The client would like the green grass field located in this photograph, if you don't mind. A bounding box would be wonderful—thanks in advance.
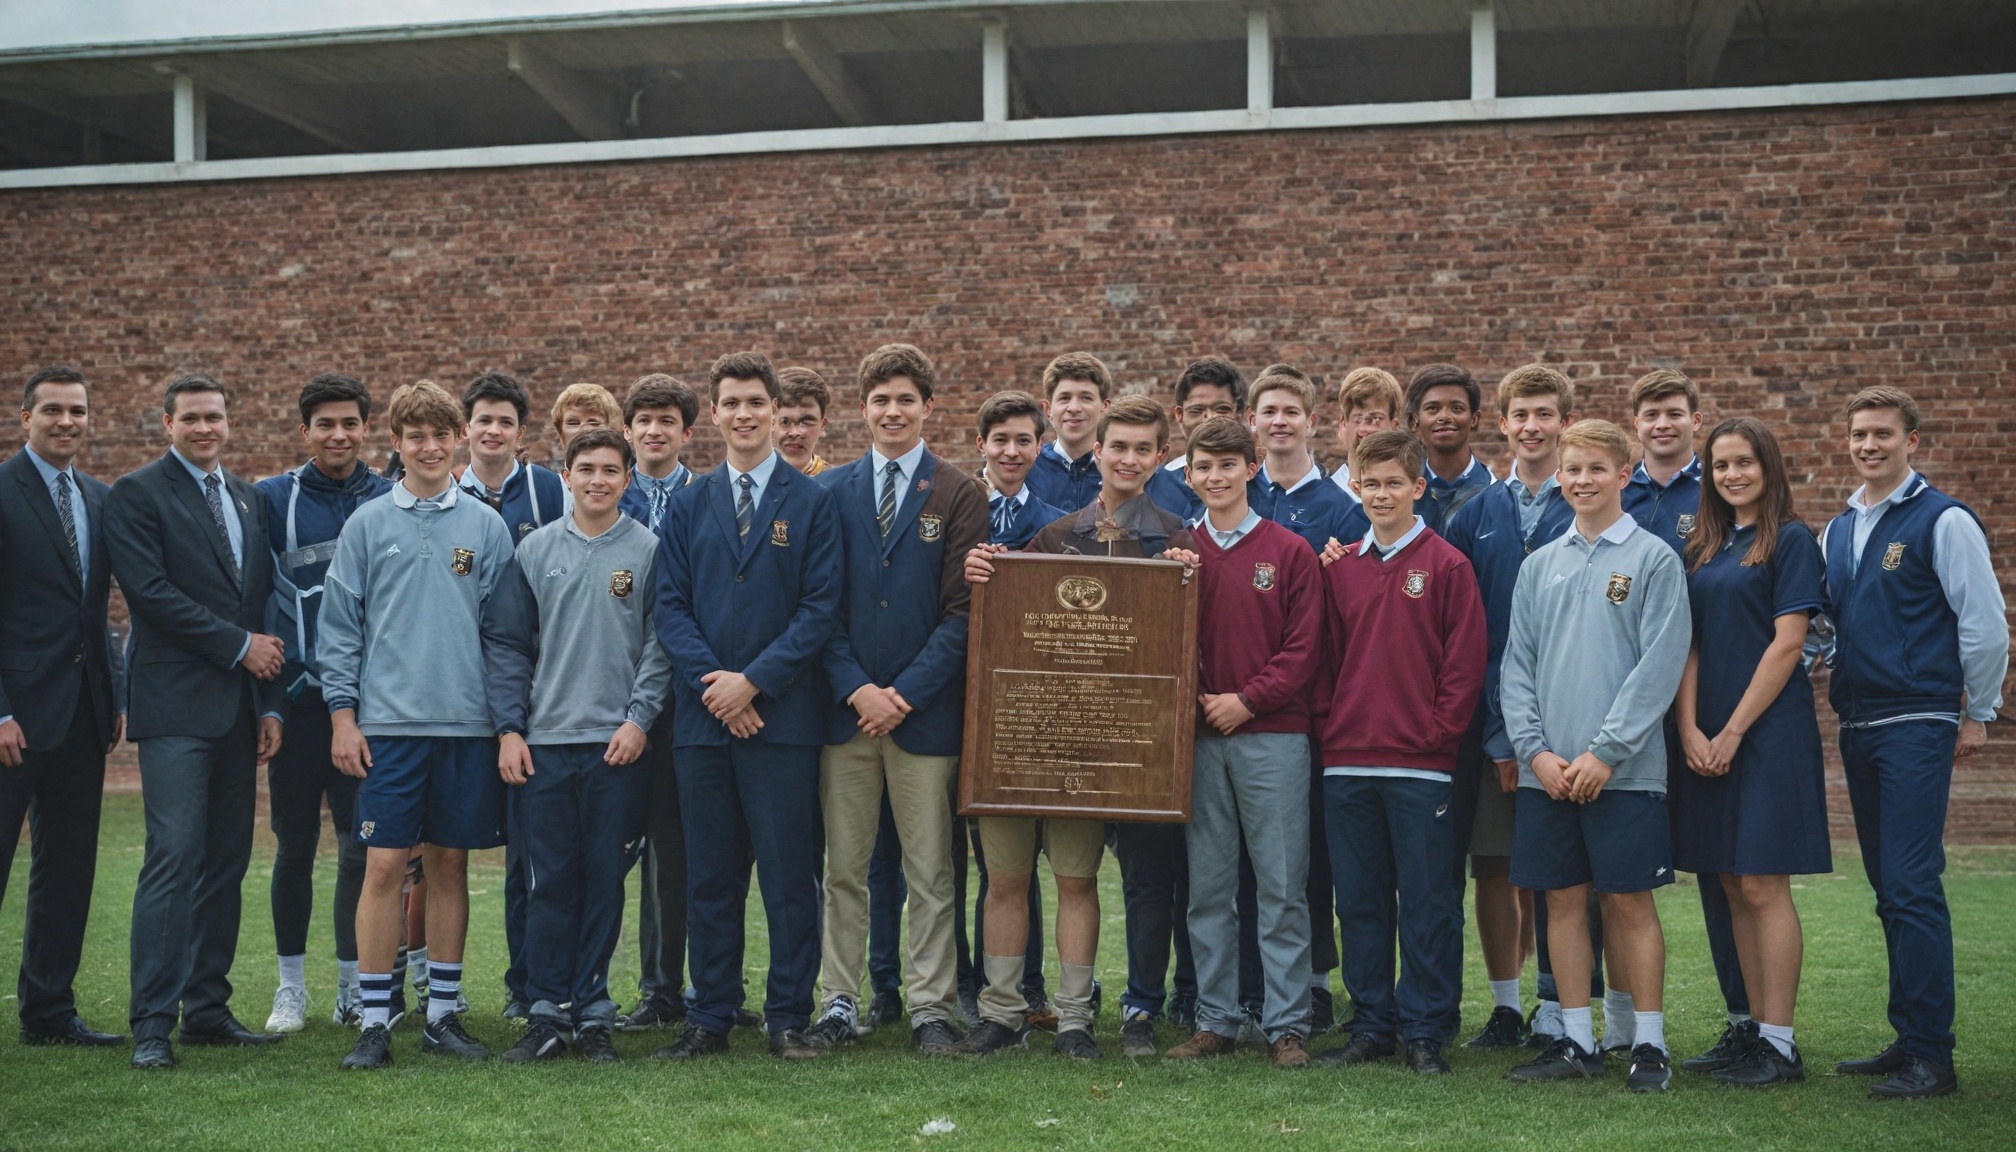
[1,793,2012,1150]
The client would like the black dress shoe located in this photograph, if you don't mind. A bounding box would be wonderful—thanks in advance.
[1312,1032,1397,1067]
[1682,1020,1758,1072]
[1869,1055,1958,1099]
[733,1007,763,1030]
[1836,1041,1908,1076]
[913,1018,965,1056]
[22,1017,125,1047]
[615,999,685,1031]
[180,1016,284,1047]
[653,1024,729,1061]
[1405,1038,1452,1075]
[131,1037,176,1069]
[1715,1039,1805,1087]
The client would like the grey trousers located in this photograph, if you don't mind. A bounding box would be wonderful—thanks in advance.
[129,714,258,1040]
[1186,730,1312,1042]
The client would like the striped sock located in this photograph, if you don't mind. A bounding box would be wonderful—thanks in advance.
[360,973,393,1031]
[427,962,463,1024]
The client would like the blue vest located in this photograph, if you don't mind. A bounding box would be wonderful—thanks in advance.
[1824,476,1974,723]
[1248,464,1368,556]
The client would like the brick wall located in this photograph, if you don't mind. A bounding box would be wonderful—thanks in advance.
[4,96,2011,840]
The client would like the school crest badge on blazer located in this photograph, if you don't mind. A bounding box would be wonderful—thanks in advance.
[918,514,943,542]
[1404,570,1428,599]
[1606,572,1632,604]
[610,570,634,598]
[1675,513,1695,537]
[451,547,476,576]
[1882,542,1905,571]
[1253,562,1277,592]
[771,519,790,546]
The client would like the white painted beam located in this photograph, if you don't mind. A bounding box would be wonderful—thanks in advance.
[1470,1,1496,102]
[981,18,1008,124]
[781,20,871,127]
[506,36,623,141]
[171,70,204,163]
[1246,8,1272,119]
[1686,0,1747,89]
[187,58,370,152]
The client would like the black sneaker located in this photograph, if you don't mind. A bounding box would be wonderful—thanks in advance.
[387,986,408,1031]
[1681,1019,1758,1072]
[1715,1039,1804,1087]
[1167,994,1198,1032]
[501,1019,567,1064]
[1120,1012,1157,1058]
[953,1019,1028,1056]
[1523,1003,1561,1050]
[1309,986,1336,1034]
[957,987,982,1029]
[1405,1037,1452,1075]
[1053,1028,1101,1060]
[1626,1043,1673,1093]
[1868,1055,1958,1099]
[866,990,905,1034]
[1507,1036,1603,1081]
[804,998,859,1048]
[422,1014,493,1061]
[575,1024,621,1063]
[1467,1005,1528,1049]
[615,999,685,1031]
[341,1023,392,1070]
[652,1024,728,1061]
[502,999,530,1026]
[913,1018,965,1056]
[1313,1032,1396,1066]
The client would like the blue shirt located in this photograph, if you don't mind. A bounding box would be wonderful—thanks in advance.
[1249,459,1366,555]
[170,445,244,574]
[1195,508,1262,551]
[1622,455,1703,557]
[1357,514,1427,561]
[871,440,928,514]
[22,445,89,586]
[629,462,690,532]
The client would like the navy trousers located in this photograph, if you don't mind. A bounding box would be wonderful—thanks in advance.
[1697,876,1750,1016]
[632,719,687,1009]
[1114,822,1197,1018]
[678,741,822,1037]
[1326,774,1463,1043]
[515,743,646,1024]
[0,687,105,1031]
[1840,720,1959,1064]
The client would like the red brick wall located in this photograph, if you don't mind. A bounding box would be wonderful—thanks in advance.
[4,96,2011,840]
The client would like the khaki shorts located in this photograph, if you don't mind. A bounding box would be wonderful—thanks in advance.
[1469,767,1517,862]
[976,815,1106,879]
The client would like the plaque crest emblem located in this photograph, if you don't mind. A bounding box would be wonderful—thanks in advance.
[918,514,943,542]
[1055,575,1108,612]
[451,547,476,576]
[358,820,376,841]
[771,519,790,546]
[609,569,634,598]
[1675,513,1695,537]
[1606,572,1632,604]
[1252,562,1277,592]
[1881,542,1905,571]
[1404,570,1428,599]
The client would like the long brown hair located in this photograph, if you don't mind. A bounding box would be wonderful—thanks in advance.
[1686,416,1799,572]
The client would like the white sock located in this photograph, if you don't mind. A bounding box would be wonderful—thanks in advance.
[1490,979,1521,1012]
[410,945,430,989]
[1634,1010,1665,1054]
[1729,1010,1752,1026]
[1758,1022,1795,1058]
[277,953,306,991]
[337,959,360,994]
[1561,1006,1595,1054]
[1601,989,1635,1048]
[1532,999,1564,1038]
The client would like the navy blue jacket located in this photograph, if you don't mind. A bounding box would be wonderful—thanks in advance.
[1622,457,1703,558]
[257,461,393,696]
[654,458,843,748]
[1248,464,1369,555]
[1147,463,1201,520]
[1417,456,1496,535]
[461,461,565,546]
[818,450,991,755]
[619,463,694,532]
[990,486,1068,549]
[1026,443,1101,513]
[1443,478,1575,758]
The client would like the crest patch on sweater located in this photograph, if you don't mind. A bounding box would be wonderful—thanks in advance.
[1252,562,1277,592]
[451,547,476,576]
[1404,570,1428,599]
[1882,542,1905,571]
[1675,513,1695,537]
[1606,572,1632,604]
[610,569,634,598]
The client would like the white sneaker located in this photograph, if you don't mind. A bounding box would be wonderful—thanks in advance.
[332,984,363,1028]
[267,985,310,1034]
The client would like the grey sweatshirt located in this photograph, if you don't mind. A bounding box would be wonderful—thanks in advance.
[1500,514,1692,792]
[318,483,531,737]
[489,514,673,745]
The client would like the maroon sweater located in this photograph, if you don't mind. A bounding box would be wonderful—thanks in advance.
[1194,517,1323,735]
[1320,528,1487,771]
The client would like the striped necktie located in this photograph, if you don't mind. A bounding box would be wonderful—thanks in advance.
[55,472,81,578]
[204,472,241,585]
[734,473,755,539]
[878,459,902,539]
[990,494,1015,542]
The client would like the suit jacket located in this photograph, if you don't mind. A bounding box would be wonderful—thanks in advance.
[654,458,843,749]
[818,450,990,756]
[0,450,119,748]
[106,453,284,740]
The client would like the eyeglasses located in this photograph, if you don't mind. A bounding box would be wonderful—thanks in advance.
[774,416,824,431]
[1180,403,1239,420]
[1345,412,1392,428]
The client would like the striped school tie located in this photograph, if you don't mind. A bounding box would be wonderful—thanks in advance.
[204,472,241,586]
[878,460,901,539]
[734,473,755,540]
[55,472,82,579]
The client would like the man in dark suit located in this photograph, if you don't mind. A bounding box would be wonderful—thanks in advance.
[105,374,289,1070]
[0,366,124,1049]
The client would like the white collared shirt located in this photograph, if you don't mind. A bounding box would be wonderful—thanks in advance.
[727,450,782,511]
[871,440,928,512]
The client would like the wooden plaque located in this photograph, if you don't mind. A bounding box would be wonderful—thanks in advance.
[959,553,1198,823]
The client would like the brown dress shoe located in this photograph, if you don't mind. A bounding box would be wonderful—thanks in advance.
[1272,1033,1312,1069]
[1165,1030,1238,1060]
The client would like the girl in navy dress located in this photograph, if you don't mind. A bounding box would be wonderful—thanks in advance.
[1675,417,1831,1087]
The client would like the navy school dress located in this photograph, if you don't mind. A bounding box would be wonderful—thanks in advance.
[1675,520,1833,876]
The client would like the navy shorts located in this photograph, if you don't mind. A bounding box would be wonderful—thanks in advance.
[1509,786,1673,895]
[354,735,506,851]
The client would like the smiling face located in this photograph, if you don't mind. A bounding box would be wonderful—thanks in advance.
[1338,404,1393,456]
[1634,393,1701,468]
[1502,393,1568,469]
[712,376,776,458]
[396,421,461,494]
[565,443,630,518]
[862,376,932,458]
[1709,429,1765,514]
[1044,378,1106,455]
[1175,383,1239,437]
[1187,448,1257,517]
[980,413,1042,490]
[303,399,366,479]
[1412,385,1478,455]
[773,403,826,468]
[1353,457,1425,537]
[627,405,691,475]
[1095,420,1165,500]
[165,388,229,469]
[1848,406,1916,493]
[23,380,89,469]
[466,398,524,469]
[1249,387,1313,459]
[1558,442,1631,519]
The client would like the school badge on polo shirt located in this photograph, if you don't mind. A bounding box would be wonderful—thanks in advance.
[610,570,634,598]
[1404,570,1428,599]
[1675,513,1695,537]
[771,520,790,547]
[1253,562,1277,592]
[452,547,476,576]
[919,514,943,542]
[1882,542,1905,571]
[1606,572,1632,604]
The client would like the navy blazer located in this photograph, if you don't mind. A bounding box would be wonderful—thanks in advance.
[817,450,991,756]
[106,453,285,740]
[654,458,843,749]
[0,450,120,748]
